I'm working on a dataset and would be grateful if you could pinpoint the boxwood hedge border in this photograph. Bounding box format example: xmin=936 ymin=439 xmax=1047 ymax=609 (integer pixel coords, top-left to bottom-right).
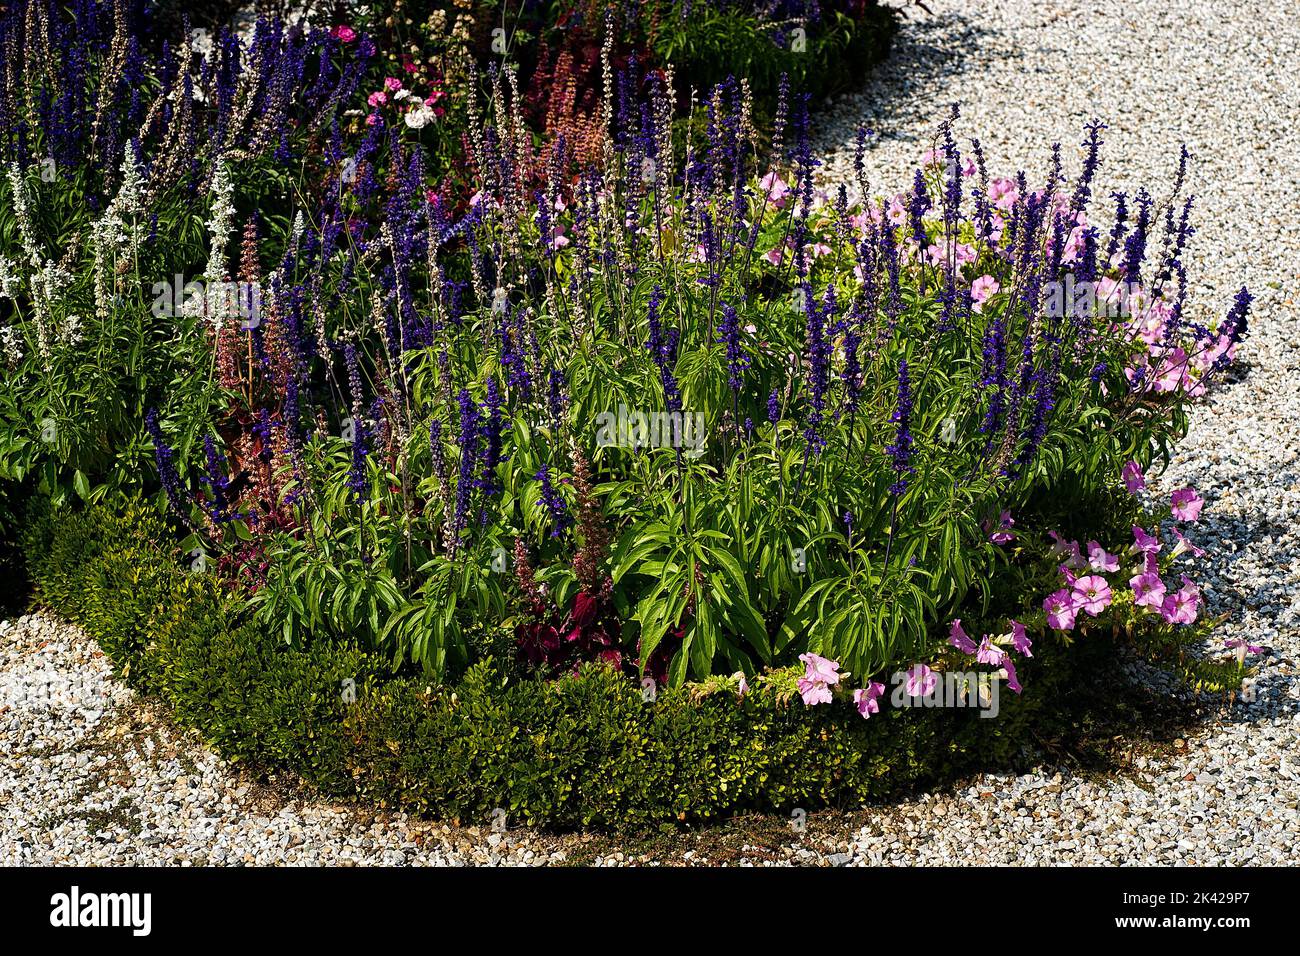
xmin=14 ymin=494 xmax=1118 ymax=832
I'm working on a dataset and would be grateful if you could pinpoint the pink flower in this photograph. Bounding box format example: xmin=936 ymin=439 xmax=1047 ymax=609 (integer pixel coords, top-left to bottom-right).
xmin=1072 ymin=575 xmax=1112 ymax=617
xmin=1170 ymin=528 xmax=1206 ymax=559
xmin=1048 ymin=531 xmax=1085 ymax=568
xmin=762 ymin=247 xmax=783 ymax=266
xmin=367 ymin=90 xmax=387 ymax=107
xmin=1131 ymin=525 xmax=1162 ymax=555
xmin=886 ymin=195 xmax=907 ymax=225
xmin=977 ymin=636 xmax=1006 ymax=666
xmin=904 ymin=664 xmax=937 ymax=698
xmin=799 ymin=652 xmax=842 ymax=685
xmin=970 ymin=274 xmax=1000 ymax=313
xmin=949 ymin=619 xmax=977 ymax=654
xmin=797 ymin=652 xmax=841 ymax=705
xmin=988 ymin=177 xmax=1019 ymax=211
xmin=1010 ymin=620 xmax=1032 ymax=657
xmin=798 ymin=677 xmax=834 ymax=706
xmin=986 ymin=509 xmax=1015 ymax=545
xmin=1044 ymin=589 xmax=1077 ymax=631
xmin=853 ymin=682 xmax=886 ymax=718
xmin=384 ymin=76 xmax=403 ymax=92
xmin=1171 ymin=487 xmax=1204 ymax=522
xmin=1122 ymin=460 xmax=1145 ymax=494
xmin=1223 ymin=637 xmax=1263 ymax=656
xmin=1130 ymin=572 xmax=1167 ymax=610
xmin=1000 ymin=656 xmax=1022 ymax=694
xmin=1160 ymin=586 xmax=1199 ymax=625
xmin=737 ymin=674 xmax=749 ymax=697
xmin=759 ymin=171 xmax=790 ymax=206
xmin=1087 ymin=540 xmax=1120 ymax=573
xmin=985 ymin=212 xmax=1006 ymax=243
xmin=330 ymin=25 xmax=357 ymax=43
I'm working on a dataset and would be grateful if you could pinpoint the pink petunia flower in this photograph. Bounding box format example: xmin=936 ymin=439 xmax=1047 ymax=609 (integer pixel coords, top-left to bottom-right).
xmin=970 ymin=274 xmax=1000 ymax=313
xmin=760 ymin=171 xmax=790 ymax=206
xmin=1160 ymin=586 xmax=1199 ymax=625
xmin=1171 ymin=487 xmax=1204 ymax=522
xmin=1044 ymin=589 xmax=1077 ymax=631
xmin=1087 ymin=541 xmax=1120 ymax=573
xmin=1072 ymin=575 xmax=1112 ymax=616
xmin=886 ymin=195 xmax=907 ymax=225
xmin=853 ymin=682 xmax=886 ymax=718
xmin=949 ymin=619 xmax=977 ymax=654
xmin=797 ymin=652 xmax=841 ymax=706
xmin=904 ymin=664 xmax=937 ymax=698
xmin=1010 ymin=620 xmax=1033 ymax=657
xmin=1170 ymin=528 xmax=1206 ymax=559
xmin=977 ymin=636 xmax=1006 ymax=667
xmin=1131 ymin=525 xmax=1162 ymax=555
xmin=988 ymin=177 xmax=1019 ymax=211
xmin=1048 ymin=531 xmax=1085 ymax=569
xmin=1122 ymin=460 xmax=1146 ymax=494
xmin=799 ymin=652 xmax=841 ymax=686
xmin=330 ymin=25 xmax=357 ymax=43
xmin=1223 ymin=637 xmax=1263 ymax=656
xmin=1131 ymin=572 xmax=1167 ymax=610
xmin=985 ymin=509 xmax=1015 ymax=545
xmin=1001 ymin=655 xmax=1022 ymax=694
xmin=797 ymin=677 xmax=834 ymax=706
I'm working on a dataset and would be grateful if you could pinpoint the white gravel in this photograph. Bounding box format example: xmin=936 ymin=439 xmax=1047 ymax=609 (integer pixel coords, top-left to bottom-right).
xmin=0 ymin=613 xmax=568 ymax=866
xmin=3 ymin=0 xmax=1297 ymax=865
xmin=806 ymin=0 xmax=1300 ymax=865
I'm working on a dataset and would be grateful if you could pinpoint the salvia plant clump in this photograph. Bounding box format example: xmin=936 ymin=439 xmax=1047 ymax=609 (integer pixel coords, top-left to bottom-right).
xmin=0 ymin=2 xmax=1253 ymax=731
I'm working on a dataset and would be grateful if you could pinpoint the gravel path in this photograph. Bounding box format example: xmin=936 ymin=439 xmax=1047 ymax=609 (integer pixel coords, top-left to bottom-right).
xmin=3 ymin=0 xmax=1297 ymax=865
xmin=807 ymin=0 xmax=1300 ymax=864
xmin=0 ymin=613 xmax=573 ymax=866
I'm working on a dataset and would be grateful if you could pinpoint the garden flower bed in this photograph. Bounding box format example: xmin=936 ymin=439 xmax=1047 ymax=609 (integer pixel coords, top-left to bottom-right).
xmin=0 ymin=1 xmax=1257 ymax=829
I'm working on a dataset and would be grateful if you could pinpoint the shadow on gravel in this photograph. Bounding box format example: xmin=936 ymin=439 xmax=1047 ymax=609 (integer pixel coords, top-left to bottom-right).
xmin=560 ymin=663 xmax=1236 ymax=864
xmin=814 ymin=7 xmax=1021 ymax=153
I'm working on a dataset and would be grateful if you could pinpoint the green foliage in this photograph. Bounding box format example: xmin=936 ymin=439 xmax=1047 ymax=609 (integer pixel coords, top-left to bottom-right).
xmin=21 ymin=496 xmax=1127 ymax=831
xmin=648 ymin=3 xmax=895 ymax=118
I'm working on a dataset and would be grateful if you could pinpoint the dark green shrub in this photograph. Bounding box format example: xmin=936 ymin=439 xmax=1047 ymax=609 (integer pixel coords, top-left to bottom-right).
xmin=19 ymin=496 xmax=1116 ymax=831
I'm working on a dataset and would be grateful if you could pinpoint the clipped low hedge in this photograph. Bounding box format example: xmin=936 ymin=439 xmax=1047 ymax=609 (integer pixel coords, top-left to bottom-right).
xmin=19 ymin=497 xmax=1110 ymax=831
